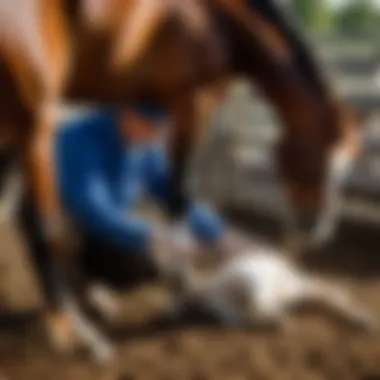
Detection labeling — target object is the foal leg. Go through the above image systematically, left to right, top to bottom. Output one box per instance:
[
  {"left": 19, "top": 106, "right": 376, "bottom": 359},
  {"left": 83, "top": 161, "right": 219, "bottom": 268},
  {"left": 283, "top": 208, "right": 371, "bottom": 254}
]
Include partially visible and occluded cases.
[{"left": 287, "top": 277, "right": 377, "bottom": 332}]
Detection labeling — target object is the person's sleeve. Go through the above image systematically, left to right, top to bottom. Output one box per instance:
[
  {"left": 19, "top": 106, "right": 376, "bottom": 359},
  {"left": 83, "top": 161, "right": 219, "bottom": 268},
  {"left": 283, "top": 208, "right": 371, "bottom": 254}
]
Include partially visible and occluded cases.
[
  {"left": 64, "top": 138, "right": 152, "bottom": 251},
  {"left": 144, "top": 144, "right": 225, "bottom": 243},
  {"left": 186, "top": 202, "right": 225, "bottom": 243}
]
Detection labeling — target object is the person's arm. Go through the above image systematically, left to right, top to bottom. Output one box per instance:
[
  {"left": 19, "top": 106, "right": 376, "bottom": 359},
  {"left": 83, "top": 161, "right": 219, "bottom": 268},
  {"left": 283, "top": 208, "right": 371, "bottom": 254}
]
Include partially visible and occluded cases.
[
  {"left": 64, "top": 137, "right": 152, "bottom": 251},
  {"left": 144, "top": 143, "right": 225, "bottom": 244},
  {"left": 186, "top": 202, "right": 225, "bottom": 244}
]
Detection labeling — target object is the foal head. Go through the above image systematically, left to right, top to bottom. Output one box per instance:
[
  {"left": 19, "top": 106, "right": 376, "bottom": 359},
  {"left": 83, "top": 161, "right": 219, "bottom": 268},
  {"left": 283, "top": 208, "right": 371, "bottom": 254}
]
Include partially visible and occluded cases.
[{"left": 211, "top": 0, "right": 367, "bottom": 251}]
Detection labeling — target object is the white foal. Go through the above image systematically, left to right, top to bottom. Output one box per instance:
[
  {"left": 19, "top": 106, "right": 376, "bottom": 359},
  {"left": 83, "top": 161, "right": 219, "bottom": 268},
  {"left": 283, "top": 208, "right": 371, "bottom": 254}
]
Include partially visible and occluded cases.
[{"left": 167, "top": 229, "right": 377, "bottom": 332}]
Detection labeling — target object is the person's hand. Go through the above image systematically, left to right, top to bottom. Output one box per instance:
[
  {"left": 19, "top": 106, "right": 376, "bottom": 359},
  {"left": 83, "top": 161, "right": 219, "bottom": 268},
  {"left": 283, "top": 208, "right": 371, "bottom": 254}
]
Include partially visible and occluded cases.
[
  {"left": 149, "top": 222, "right": 196, "bottom": 273},
  {"left": 199, "top": 227, "right": 251, "bottom": 261}
]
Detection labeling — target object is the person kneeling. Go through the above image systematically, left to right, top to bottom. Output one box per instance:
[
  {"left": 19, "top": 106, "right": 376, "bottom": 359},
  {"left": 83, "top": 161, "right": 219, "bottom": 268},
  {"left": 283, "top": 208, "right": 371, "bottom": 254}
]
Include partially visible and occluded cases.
[{"left": 17, "top": 102, "right": 226, "bottom": 358}]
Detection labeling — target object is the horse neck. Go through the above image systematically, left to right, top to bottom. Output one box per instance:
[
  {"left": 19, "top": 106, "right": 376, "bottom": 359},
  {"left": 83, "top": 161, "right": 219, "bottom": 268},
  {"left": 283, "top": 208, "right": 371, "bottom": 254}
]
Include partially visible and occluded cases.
[
  {"left": 211, "top": 2, "right": 334, "bottom": 138},
  {"left": 237, "top": 38, "right": 328, "bottom": 134},
  {"left": 245, "top": 55, "right": 327, "bottom": 135}
]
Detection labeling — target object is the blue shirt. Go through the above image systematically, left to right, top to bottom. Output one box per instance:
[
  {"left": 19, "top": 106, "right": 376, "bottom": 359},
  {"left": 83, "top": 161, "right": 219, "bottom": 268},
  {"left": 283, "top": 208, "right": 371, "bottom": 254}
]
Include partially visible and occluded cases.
[{"left": 55, "top": 108, "right": 224, "bottom": 251}]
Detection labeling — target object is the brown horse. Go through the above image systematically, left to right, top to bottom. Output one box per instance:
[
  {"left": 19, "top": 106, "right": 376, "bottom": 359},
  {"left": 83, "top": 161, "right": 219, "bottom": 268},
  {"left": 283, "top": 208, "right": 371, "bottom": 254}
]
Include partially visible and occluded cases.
[{"left": 0, "top": 0, "right": 364, "bottom": 357}]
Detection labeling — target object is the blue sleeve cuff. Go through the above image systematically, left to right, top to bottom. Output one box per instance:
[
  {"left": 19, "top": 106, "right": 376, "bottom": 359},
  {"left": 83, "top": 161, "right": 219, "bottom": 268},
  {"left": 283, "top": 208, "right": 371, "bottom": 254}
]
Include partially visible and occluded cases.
[{"left": 186, "top": 203, "right": 224, "bottom": 243}]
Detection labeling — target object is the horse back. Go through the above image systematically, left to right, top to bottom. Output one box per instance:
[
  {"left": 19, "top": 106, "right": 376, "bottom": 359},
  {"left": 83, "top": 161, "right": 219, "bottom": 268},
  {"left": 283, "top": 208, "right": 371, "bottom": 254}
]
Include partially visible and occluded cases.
[{"left": 0, "top": 0, "right": 228, "bottom": 113}]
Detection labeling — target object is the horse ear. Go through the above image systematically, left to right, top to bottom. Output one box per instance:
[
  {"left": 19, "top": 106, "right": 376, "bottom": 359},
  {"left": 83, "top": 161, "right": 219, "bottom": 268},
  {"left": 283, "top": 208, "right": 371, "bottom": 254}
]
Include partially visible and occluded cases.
[{"left": 111, "top": 0, "right": 170, "bottom": 70}]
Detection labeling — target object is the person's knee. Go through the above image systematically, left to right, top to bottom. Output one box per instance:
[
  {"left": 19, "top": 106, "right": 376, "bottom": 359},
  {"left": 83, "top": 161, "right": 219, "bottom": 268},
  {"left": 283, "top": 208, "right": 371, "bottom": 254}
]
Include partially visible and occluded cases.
[{"left": 82, "top": 239, "right": 157, "bottom": 289}]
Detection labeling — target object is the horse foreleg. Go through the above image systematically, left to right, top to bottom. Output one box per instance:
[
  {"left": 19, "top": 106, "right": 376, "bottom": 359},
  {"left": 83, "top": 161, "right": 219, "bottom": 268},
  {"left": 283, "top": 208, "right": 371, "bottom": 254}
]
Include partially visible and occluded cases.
[
  {"left": 167, "top": 82, "right": 228, "bottom": 218},
  {"left": 167, "top": 95, "right": 199, "bottom": 218},
  {"left": 18, "top": 103, "right": 76, "bottom": 350},
  {"left": 20, "top": 104, "right": 64, "bottom": 252},
  {"left": 19, "top": 105, "right": 112, "bottom": 362}
]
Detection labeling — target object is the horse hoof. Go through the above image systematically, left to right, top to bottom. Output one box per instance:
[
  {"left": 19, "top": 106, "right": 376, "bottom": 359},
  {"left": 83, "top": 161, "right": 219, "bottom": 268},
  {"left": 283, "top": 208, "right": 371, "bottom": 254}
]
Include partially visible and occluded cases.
[{"left": 45, "top": 305, "right": 116, "bottom": 363}]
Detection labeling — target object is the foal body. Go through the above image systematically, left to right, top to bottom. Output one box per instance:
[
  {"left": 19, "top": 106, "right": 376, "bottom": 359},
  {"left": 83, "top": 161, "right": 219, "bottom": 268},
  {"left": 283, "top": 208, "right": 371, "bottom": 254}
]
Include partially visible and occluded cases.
[{"left": 173, "top": 245, "right": 376, "bottom": 331}]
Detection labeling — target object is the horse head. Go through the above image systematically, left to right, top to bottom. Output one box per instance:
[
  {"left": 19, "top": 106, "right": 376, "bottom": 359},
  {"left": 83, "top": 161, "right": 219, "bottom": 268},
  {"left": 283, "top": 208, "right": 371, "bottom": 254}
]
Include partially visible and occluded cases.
[{"left": 209, "top": 0, "right": 369, "bottom": 253}]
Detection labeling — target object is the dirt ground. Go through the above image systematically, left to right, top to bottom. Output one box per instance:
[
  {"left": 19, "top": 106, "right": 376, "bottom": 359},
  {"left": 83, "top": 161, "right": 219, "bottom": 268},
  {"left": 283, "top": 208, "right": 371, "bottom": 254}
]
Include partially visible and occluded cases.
[{"left": 1, "top": 208, "right": 380, "bottom": 380}]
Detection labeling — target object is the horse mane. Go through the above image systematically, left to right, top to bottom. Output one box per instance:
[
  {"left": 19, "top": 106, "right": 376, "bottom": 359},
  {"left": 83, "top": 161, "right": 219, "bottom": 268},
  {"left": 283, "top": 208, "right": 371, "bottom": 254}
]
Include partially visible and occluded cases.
[{"left": 248, "top": 0, "right": 330, "bottom": 101}]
